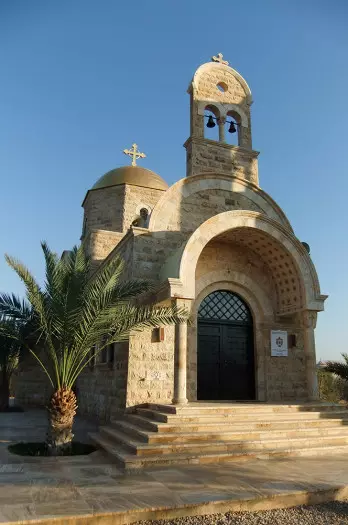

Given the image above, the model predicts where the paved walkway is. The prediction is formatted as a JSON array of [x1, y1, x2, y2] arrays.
[[1, 410, 348, 524]]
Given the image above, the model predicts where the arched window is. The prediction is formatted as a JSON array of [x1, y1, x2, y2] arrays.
[[225, 110, 241, 146], [198, 290, 252, 324], [204, 104, 220, 141], [132, 207, 149, 228]]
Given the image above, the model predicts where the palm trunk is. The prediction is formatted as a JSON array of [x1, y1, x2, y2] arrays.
[[47, 387, 77, 455], [0, 368, 10, 411]]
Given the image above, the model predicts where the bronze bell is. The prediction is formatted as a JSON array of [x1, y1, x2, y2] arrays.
[[228, 121, 237, 133], [206, 115, 216, 128]]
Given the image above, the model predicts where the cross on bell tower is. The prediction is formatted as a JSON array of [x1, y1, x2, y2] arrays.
[[211, 53, 229, 65], [123, 143, 146, 166]]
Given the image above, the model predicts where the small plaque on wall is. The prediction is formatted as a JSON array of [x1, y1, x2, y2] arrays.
[[271, 330, 288, 357]]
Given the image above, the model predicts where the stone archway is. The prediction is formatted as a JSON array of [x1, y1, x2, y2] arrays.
[[168, 211, 326, 404], [178, 210, 324, 314], [187, 274, 272, 402]]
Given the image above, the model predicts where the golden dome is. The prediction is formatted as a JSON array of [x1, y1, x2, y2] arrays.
[[92, 166, 168, 191]]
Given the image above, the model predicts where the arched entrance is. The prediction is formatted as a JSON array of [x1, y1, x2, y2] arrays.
[[197, 290, 255, 400]]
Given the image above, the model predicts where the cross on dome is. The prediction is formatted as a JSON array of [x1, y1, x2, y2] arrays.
[[123, 143, 146, 166], [211, 53, 229, 66]]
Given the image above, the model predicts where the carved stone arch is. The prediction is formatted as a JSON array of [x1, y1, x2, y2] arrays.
[[190, 62, 252, 105], [197, 101, 223, 119], [197, 101, 248, 127], [204, 103, 221, 118], [132, 203, 152, 228], [194, 270, 274, 321], [135, 203, 152, 216], [173, 210, 324, 314], [149, 174, 293, 232]]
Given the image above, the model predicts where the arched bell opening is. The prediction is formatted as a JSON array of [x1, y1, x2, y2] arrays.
[[225, 110, 242, 146], [204, 104, 220, 142], [197, 289, 255, 401]]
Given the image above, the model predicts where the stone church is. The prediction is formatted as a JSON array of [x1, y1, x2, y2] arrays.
[[17, 55, 328, 444]]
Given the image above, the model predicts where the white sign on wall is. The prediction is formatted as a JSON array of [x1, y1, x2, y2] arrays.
[[271, 330, 288, 357]]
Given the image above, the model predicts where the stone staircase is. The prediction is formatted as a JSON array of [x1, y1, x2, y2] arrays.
[[89, 403, 348, 470]]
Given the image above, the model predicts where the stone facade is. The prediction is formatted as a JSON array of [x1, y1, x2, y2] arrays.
[[126, 326, 175, 408], [15, 353, 52, 407], [185, 137, 259, 183], [77, 342, 129, 422], [82, 183, 166, 267], [15, 55, 327, 419]]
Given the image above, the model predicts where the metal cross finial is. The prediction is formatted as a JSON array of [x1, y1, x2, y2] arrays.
[[211, 53, 229, 66], [123, 143, 146, 166]]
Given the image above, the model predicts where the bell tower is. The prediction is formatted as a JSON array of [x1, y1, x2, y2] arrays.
[[184, 53, 259, 185]]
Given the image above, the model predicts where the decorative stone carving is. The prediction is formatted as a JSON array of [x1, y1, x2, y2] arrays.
[[302, 310, 318, 329]]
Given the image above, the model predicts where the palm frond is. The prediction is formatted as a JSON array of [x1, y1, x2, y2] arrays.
[[0, 293, 31, 321], [0, 318, 23, 378], [67, 304, 189, 386], [5, 255, 47, 324], [325, 359, 348, 381], [4, 242, 190, 393]]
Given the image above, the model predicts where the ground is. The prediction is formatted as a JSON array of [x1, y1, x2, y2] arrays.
[[2, 409, 348, 524], [137, 502, 348, 524]]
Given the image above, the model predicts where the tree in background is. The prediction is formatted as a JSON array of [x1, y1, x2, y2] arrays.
[[0, 243, 188, 455], [317, 368, 346, 403], [325, 354, 348, 382], [0, 296, 33, 410], [316, 354, 348, 403], [0, 318, 21, 410]]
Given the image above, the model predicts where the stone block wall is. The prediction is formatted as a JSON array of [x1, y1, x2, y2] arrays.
[[185, 137, 259, 184], [15, 355, 52, 407], [77, 342, 129, 422], [123, 186, 165, 230], [131, 230, 186, 281], [86, 230, 124, 268], [166, 188, 262, 234], [83, 186, 125, 233], [126, 325, 175, 407], [262, 323, 307, 401], [83, 185, 165, 237]]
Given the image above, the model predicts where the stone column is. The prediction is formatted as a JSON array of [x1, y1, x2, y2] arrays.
[[303, 311, 319, 401], [218, 117, 226, 143], [172, 299, 190, 405]]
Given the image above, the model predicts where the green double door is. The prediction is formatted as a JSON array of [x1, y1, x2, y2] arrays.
[[197, 320, 255, 401]]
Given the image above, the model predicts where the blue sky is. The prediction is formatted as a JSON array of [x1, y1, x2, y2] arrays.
[[0, 0, 347, 360]]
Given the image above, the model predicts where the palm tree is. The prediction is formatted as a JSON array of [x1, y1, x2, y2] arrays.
[[0, 297, 33, 411], [325, 354, 348, 381], [0, 319, 21, 410], [0, 242, 188, 455]]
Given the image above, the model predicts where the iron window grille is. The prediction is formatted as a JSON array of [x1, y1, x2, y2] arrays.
[[198, 291, 252, 323]]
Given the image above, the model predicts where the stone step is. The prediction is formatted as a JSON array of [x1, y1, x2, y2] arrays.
[[116, 419, 348, 444], [100, 425, 348, 457], [147, 403, 344, 415], [89, 431, 348, 470], [88, 432, 130, 468], [123, 414, 348, 433], [136, 407, 348, 424], [99, 426, 137, 454]]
